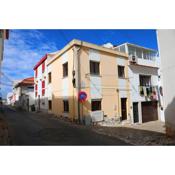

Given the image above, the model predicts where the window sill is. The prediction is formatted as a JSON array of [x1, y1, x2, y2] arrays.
[[118, 77, 126, 79], [91, 110, 102, 112], [90, 74, 101, 77], [62, 76, 68, 79]]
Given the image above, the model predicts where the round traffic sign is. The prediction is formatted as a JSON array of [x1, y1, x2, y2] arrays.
[[78, 91, 87, 102]]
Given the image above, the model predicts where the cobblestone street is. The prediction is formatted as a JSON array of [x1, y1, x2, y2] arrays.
[[0, 106, 130, 145], [1, 106, 175, 145]]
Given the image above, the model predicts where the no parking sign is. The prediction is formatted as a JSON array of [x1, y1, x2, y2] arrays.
[[78, 91, 87, 102]]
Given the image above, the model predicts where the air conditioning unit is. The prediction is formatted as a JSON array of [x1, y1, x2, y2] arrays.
[[129, 55, 137, 63]]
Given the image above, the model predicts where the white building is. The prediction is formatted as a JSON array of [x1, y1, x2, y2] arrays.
[[12, 80, 22, 105], [34, 51, 58, 112], [13, 77, 35, 111], [6, 92, 14, 105], [115, 43, 164, 124], [157, 29, 175, 136]]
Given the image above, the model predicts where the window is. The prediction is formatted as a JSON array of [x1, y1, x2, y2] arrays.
[[118, 65, 125, 78], [42, 80, 45, 89], [143, 51, 150, 60], [139, 75, 151, 86], [63, 62, 68, 77], [48, 72, 52, 83], [48, 100, 52, 110], [42, 62, 45, 73], [136, 48, 142, 58], [91, 100, 101, 111], [90, 61, 100, 75], [63, 100, 69, 112], [150, 52, 156, 61], [27, 86, 34, 89], [119, 45, 126, 53], [128, 46, 136, 56]]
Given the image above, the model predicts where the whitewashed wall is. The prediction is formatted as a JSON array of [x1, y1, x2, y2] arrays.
[[129, 65, 158, 102], [61, 52, 69, 98], [34, 60, 48, 111], [157, 30, 175, 131], [22, 86, 35, 107], [137, 58, 159, 67], [47, 64, 52, 100], [37, 64, 42, 97]]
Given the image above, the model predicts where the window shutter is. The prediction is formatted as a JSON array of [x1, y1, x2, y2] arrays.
[[42, 89, 45, 96], [42, 81, 45, 88], [42, 81, 45, 96]]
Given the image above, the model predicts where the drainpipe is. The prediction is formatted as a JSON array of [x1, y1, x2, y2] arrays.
[[73, 44, 81, 123]]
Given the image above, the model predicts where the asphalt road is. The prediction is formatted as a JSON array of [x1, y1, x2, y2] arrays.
[[1, 106, 130, 145]]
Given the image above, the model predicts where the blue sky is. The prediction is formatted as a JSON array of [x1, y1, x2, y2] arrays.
[[1, 29, 158, 98]]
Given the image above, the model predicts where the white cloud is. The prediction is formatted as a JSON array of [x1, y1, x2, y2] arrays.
[[1, 30, 58, 97]]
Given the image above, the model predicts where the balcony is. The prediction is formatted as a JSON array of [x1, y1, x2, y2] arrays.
[[137, 57, 159, 68], [128, 45, 159, 68], [129, 55, 159, 68], [139, 85, 158, 101]]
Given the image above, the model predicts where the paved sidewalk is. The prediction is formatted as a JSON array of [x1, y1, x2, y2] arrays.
[[121, 121, 165, 133], [92, 121, 175, 145]]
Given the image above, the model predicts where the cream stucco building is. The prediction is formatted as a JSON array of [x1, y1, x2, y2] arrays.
[[46, 39, 132, 124]]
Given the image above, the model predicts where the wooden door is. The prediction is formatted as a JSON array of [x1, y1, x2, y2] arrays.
[[121, 98, 127, 120]]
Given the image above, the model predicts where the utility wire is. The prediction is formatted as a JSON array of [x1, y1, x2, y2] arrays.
[[0, 82, 13, 87], [0, 71, 14, 83]]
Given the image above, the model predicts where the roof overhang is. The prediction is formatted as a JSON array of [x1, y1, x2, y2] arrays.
[[33, 54, 47, 70], [47, 39, 128, 66], [116, 42, 157, 53]]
